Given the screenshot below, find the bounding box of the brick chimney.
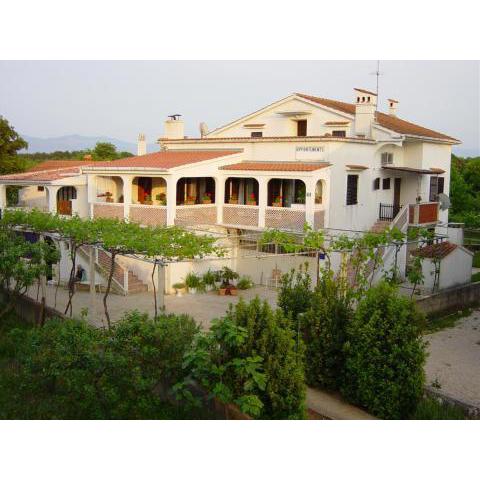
[388,99,398,117]
[137,133,147,156]
[354,88,377,138]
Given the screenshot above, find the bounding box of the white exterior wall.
[421,247,473,291]
[18,186,48,209]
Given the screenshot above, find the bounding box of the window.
[332,130,346,138]
[383,178,391,190]
[429,176,445,201]
[37,186,44,192]
[251,131,263,138]
[297,120,307,137]
[346,174,358,205]
[373,178,380,190]
[381,152,393,165]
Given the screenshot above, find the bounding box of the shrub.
[220,266,239,286]
[183,298,306,419]
[0,311,199,419]
[302,270,353,390]
[343,282,426,419]
[277,265,313,324]
[184,272,201,289]
[236,276,253,290]
[202,269,216,287]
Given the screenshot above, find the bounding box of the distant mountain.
[20,134,158,154]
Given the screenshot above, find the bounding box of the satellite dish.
[438,193,451,210]
[199,122,209,137]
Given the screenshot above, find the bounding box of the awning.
[382,166,445,175]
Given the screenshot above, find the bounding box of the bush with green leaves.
[0,311,199,419]
[342,282,426,419]
[236,276,253,290]
[277,264,313,325]
[301,270,353,390]
[182,297,306,419]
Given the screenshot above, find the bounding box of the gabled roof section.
[0,166,87,183]
[27,159,95,172]
[82,149,242,171]
[412,241,458,259]
[296,93,459,142]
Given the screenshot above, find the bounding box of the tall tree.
[93,142,117,160]
[0,116,28,175]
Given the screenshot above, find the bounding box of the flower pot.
[189,287,197,294]
[228,199,238,204]
[175,289,184,297]
[218,288,227,296]
[185,201,196,205]
[202,199,212,204]
[229,287,238,296]
[205,284,214,292]
[143,201,153,205]
[272,202,282,208]
[247,201,257,206]
[106,197,114,203]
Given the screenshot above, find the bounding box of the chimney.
[137,133,147,156]
[388,99,398,117]
[354,88,377,138]
[164,114,184,139]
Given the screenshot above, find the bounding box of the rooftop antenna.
[370,60,383,111]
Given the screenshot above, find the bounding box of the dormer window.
[251,131,263,138]
[297,120,307,137]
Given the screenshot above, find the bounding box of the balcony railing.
[378,203,402,221]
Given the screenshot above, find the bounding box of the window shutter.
[346,175,358,205]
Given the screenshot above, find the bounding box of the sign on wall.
[295,145,325,161]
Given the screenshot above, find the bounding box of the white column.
[216,176,225,224]
[258,177,268,228]
[166,176,177,226]
[87,174,97,219]
[46,186,60,214]
[0,184,7,211]
[121,175,132,221]
[305,178,316,228]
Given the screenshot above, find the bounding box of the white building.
[0,88,463,293]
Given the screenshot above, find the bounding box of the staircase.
[79,246,148,295]
[370,220,390,234]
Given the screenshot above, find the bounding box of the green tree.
[0,116,28,172]
[93,142,117,160]
[301,270,353,390]
[342,282,426,419]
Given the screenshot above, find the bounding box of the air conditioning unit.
[381,152,393,165]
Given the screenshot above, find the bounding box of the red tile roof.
[27,159,95,172]
[412,241,457,259]
[220,162,331,172]
[296,93,459,142]
[83,150,241,170]
[0,167,85,183]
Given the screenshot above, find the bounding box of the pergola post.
[305,178,316,227]
[166,176,177,226]
[121,175,133,221]
[46,185,60,214]
[157,260,165,312]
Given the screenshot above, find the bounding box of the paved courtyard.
[425,309,480,407]
[27,284,278,329]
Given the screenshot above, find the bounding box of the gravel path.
[425,309,480,407]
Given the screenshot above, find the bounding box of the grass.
[411,397,466,420]
[472,272,480,283]
[424,308,472,334]
[473,251,480,269]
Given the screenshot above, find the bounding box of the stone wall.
[415,281,480,317]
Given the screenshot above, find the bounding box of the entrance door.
[393,178,401,216]
[138,177,152,203]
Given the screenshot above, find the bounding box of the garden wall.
[415,281,480,316]
[0,289,66,325]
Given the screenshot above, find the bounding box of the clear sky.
[1,60,478,155]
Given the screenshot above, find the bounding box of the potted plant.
[143,194,153,205]
[202,269,216,292]
[246,193,257,206]
[218,266,239,296]
[213,270,223,288]
[202,192,212,204]
[237,276,253,290]
[155,193,166,206]
[185,272,201,294]
[185,195,196,205]
[272,195,282,207]
[228,195,238,204]
[291,188,306,209]
[172,282,185,297]
[105,192,114,203]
